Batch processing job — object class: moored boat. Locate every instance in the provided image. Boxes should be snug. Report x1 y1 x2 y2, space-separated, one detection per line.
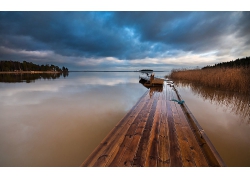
139 73 164 87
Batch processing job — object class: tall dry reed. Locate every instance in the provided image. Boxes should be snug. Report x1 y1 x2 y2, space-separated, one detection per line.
169 67 250 94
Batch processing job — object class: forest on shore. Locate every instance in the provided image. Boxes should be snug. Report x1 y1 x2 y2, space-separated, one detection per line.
0 60 68 72
168 57 250 94
202 57 250 69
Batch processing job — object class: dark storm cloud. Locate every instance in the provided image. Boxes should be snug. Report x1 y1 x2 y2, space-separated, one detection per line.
0 11 250 70
235 12 250 44
0 12 127 57
0 11 158 61
112 12 241 52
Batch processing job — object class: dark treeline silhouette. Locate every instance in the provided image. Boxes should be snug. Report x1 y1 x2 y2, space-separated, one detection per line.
0 72 69 83
0 60 69 72
202 56 250 69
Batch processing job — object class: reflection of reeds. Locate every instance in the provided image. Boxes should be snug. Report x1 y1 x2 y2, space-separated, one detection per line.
174 80 250 125
169 68 250 94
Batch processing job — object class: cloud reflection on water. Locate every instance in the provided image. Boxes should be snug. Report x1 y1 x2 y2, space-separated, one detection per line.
0 72 148 166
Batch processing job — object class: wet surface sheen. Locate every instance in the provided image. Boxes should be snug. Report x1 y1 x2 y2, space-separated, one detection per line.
0 72 148 166
0 72 249 167
174 80 250 167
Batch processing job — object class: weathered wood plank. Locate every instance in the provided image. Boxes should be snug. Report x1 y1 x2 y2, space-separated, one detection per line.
104 97 152 167
81 82 225 167
107 93 155 166
93 98 149 166
173 87 225 166
171 89 209 167
117 94 157 165
115 104 151 167
144 92 161 167
171 89 210 166
81 91 149 166
132 93 159 167
171 101 196 167
166 85 183 167
157 87 170 167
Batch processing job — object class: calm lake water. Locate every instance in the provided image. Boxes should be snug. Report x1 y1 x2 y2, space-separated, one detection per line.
174 81 250 167
0 72 249 167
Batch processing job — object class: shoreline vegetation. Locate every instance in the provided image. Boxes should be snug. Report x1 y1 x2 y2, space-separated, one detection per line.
0 71 62 74
167 57 250 94
0 71 68 83
0 60 69 73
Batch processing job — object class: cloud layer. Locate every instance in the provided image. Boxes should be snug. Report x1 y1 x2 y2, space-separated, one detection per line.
0 12 249 70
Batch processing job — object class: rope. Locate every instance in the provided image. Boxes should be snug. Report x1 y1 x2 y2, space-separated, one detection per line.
171 99 185 104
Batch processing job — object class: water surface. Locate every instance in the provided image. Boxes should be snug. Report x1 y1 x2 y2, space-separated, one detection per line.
0 72 152 166
0 72 249 166
174 81 250 167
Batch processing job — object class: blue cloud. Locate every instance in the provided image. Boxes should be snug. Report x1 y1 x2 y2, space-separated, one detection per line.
0 11 249 70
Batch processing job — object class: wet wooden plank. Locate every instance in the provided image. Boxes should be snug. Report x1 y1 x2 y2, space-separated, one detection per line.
133 93 159 167
131 93 159 167
82 82 225 167
130 93 157 166
144 92 161 167
170 90 197 166
165 85 183 167
173 87 225 166
107 93 155 166
81 91 149 166
171 90 209 167
114 105 151 167
119 93 159 167
157 88 170 166
171 101 196 167
103 97 152 167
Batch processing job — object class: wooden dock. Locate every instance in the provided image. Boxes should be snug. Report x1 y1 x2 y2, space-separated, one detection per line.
81 82 225 167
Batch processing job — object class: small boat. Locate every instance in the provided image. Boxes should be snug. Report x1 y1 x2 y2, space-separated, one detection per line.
139 73 164 87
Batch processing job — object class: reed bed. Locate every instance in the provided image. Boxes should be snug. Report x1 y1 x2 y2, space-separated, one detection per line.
169 67 250 94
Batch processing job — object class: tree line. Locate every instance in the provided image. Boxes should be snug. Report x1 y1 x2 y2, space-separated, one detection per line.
202 56 250 69
0 72 64 83
0 60 68 72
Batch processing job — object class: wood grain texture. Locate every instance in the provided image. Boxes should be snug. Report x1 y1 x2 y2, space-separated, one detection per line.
108 93 155 167
81 82 225 167
81 91 149 166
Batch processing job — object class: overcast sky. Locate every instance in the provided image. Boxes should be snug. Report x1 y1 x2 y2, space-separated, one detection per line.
0 11 250 71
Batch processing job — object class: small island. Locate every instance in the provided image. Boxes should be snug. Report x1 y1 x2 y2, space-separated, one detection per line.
0 60 69 73
139 69 153 72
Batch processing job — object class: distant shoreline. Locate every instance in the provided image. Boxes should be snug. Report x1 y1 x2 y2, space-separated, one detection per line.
0 71 62 74
0 70 168 74
69 70 166 72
